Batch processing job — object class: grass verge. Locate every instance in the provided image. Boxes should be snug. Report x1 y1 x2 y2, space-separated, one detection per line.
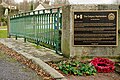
0 30 7 38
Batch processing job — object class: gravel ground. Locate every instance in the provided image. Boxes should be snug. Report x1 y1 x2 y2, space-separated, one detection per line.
0 51 43 80
65 72 120 80
47 62 120 80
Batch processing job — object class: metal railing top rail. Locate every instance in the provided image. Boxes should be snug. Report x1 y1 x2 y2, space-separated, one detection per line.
10 7 62 19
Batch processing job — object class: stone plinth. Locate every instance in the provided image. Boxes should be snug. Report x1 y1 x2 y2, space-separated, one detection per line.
61 4 120 58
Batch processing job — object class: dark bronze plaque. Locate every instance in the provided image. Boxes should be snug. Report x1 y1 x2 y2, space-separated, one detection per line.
74 11 118 46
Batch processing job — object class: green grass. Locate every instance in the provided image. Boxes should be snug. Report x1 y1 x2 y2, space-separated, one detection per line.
0 26 7 29
0 30 7 38
32 44 42 49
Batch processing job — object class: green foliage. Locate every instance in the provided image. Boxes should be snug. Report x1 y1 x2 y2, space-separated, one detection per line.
58 60 97 76
0 16 7 22
0 16 7 26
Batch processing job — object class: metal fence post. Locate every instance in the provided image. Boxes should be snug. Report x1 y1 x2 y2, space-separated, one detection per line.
55 8 60 54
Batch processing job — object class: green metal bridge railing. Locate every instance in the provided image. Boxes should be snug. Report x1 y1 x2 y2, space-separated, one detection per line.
9 8 62 54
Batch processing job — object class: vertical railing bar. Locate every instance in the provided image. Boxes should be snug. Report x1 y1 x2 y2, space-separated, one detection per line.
43 10 45 43
44 11 46 43
52 10 54 46
48 11 50 44
18 15 19 35
33 11 35 40
28 12 31 38
45 10 47 44
35 11 37 41
14 14 17 40
46 11 48 44
40 11 42 42
53 13 56 47
41 11 43 42
24 13 27 42
36 11 39 45
46 12 48 44
49 9 52 46
36 11 38 41
39 11 41 42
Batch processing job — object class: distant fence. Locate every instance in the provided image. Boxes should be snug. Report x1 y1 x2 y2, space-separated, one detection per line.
9 8 62 53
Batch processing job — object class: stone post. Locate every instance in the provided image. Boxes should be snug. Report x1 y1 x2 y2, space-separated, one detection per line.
61 4 120 59
7 16 10 38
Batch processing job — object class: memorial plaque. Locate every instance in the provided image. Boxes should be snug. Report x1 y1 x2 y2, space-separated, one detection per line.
74 10 118 46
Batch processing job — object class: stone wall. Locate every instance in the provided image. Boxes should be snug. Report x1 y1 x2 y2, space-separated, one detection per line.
61 4 120 58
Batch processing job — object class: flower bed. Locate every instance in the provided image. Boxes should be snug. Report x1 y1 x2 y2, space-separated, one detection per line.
58 60 97 76
90 57 115 73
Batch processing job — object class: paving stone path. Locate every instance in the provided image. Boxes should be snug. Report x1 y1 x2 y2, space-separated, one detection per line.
0 38 63 62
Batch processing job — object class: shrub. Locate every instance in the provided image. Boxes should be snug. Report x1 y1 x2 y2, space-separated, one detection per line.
58 60 97 76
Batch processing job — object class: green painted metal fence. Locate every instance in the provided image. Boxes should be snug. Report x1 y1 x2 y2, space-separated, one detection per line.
9 8 62 53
